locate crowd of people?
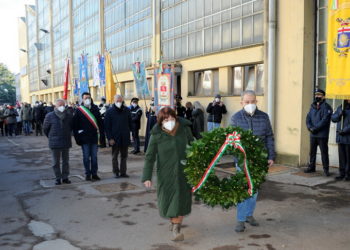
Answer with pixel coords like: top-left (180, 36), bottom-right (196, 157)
top-left (6, 88), bottom-right (349, 241)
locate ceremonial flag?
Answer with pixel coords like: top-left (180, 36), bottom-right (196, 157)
top-left (63, 57), bottom-right (70, 100)
top-left (99, 56), bottom-right (106, 87)
top-left (73, 78), bottom-right (79, 96)
top-left (326, 0), bottom-right (350, 99)
top-left (132, 61), bottom-right (151, 99)
top-left (93, 55), bottom-right (100, 87)
top-left (154, 62), bottom-right (174, 112)
top-left (79, 54), bottom-right (89, 95)
top-left (105, 52), bottom-right (116, 104)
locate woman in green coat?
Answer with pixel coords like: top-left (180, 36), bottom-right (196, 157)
top-left (142, 107), bottom-right (193, 241)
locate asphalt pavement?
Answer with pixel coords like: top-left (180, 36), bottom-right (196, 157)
top-left (0, 135), bottom-right (350, 250)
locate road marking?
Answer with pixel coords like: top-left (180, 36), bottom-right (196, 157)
top-left (7, 138), bottom-right (20, 146)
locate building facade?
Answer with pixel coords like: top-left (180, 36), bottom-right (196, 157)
top-left (19, 0), bottom-right (336, 167)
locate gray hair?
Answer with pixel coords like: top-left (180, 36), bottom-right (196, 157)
top-left (193, 101), bottom-right (204, 112)
top-left (55, 98), bottom-right (66, 106)
top-left (241, 90), bottom-right (256, 100)
top-left (114, 94), bottom-right (123, 101)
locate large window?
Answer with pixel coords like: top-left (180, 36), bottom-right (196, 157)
top-left (231, 63), bottom-right (264, 96)
top-left (161, 0), bottom-right (264, 61)
top-left (123, 81), bottom-right (135, 99)
top-left (192, 69), bottom-right (219, 96)
top-left (104, 0), bottom-right (152, 73)
top-left (27, 6), bottom-right (38, 92)
top-left (316, 0), bottom-right (327, 91)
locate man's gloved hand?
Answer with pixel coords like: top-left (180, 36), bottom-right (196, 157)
top-left (309, 128), bottom-right (317, 134)
top-left (339, 130), bottom-right (346, 136)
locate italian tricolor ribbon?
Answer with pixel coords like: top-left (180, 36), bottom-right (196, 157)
top-left (192, 132), bottom-right (254, 196)
top-left (78, 106), bottom-right (100, 137)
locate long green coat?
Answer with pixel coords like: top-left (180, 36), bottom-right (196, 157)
top-left (142, 118), bottom-right (193, 218)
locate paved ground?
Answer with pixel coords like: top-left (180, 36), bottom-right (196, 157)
top-left (0, 135), bottom-right (350, 250)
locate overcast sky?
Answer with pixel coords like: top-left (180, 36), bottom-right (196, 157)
top-left (0, 0), bottom-right (35, 74)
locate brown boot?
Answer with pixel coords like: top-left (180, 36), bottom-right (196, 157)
top-left (171, 223), bottom-right (184, 241)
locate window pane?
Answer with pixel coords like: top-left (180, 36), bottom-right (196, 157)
top-left (204, 28), bottom-right (212, 53)
top-left (221, 0), bottom-right (231, 9)
top-left (253, 0), bottom-right (264, 12)
top-left (212, 25), bottom-right (221, 51)
top-left (222, 22), bottom-right (231, 49)
top-left (256, 64), bottom-right (264, 95)
top-left (181, 36), bottom-right (188, 57)
top-left (244, 65), bottom-right (255, 91)
top-left (232, 0), bottom-right (241, 7)
top-left (253, 13), bottom-right (263, 43)
top-left (232, 67), bottom-right (243, 95)
top-left (189, 33), bottom-right (196, 56)
top-left (243, 3), bottom-right (252, 15)
top-left (204, 0), bottom-right (212, 15)
top-left (231, 20), bottom-right (241, 47)
top-left (174, 37), bottom-right (181, 59)
top-left (196, 31), bottom-right (203, 54)
top-left (242, 16), bottom-right (253, 45)
top-left (318, 43), bottom-right (327, 76)
top-left (182, 1), bottom-right (188, 24)
top-left (124, 81), bottom-right (135, 99)
top-left (318, 8), bottom-right (327, 42)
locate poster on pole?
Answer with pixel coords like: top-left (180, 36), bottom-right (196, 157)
top-left (132, 61), bottom-right (151, 99)
top-left (153, 62), bottom-right (174, 112)
top-left (93, 55), bottom-right (106, 87)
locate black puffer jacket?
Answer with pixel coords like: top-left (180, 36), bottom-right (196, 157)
top-left (332, 103), bottom-right (350, 144)
top-left (306, 100), bottom-right (333, 138)
top-left (43, 110), bottom-right (73, 149)
top-left (104, 104), bottom-right (132, 147)
top-left (206, 102), bottom-right (227, 123)
top-left (72, 104), bottom-right (103, 145)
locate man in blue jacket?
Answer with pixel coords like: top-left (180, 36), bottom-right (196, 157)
top-left (231, 90), bottom-right (275, 233)
top-left (305, 89), bottom-right (333, 176)
top-left (105, 95), bottom-right (132, 178)
top-left (72, 92), bottom-right (103, 181)
top-left (331, 100), bottom-right (350, 181)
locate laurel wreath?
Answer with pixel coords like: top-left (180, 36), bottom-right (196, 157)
top-left (183, 127), bottom-right (269, 209)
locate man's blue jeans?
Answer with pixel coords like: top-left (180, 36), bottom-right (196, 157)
top-left (236, 164), bottom-right (258, 222)
top-left (23, 120), bottom-right (31, 135)
top-left (81, 144), bottom-right (98, 176)
top-left (207, 122), bottom-right (220, 131)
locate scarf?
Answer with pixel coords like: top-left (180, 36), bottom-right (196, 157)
top-left (54, 108), bottom-right (66, 127)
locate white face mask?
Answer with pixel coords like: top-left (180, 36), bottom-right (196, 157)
top-left (83, 98), bottom-right (91, 107)
top-left (132, 103), bottom-right (137, 108)
top-left (115, 102), bottom-right (122, 108)
top-left (215, 98), bottom-right (220, 103)
top-left (163, 120), bottom-right (176, 131)
top-left (244, 104), bottom-right (257, 115)
top-left (57, 106), bottom-right (65, 112)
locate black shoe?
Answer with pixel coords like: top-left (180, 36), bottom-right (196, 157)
top-left (85, 175), bottom-right (92, 181)
top-left (55, 179), bottom-right (61, 185)
top-left (120, 174), bottom-right (129, 178)
top-left (99, 145), bottom-right (106, 148)
top-left (335, 175), bottom-right (345, 181)
top-left (62, 179), bottom-right (71, 184)
top-left (92, 175), bottom-right (101, 181)
top-left (133, 150), bottom-right (141, 154)
top-left (323, 170), bottom-right (330, 177)
top-left (345, 176), bottom-right (350, 181)
top-left (114, 174), bottom-right (120, 178)
top-left (304, 168), bottom-right (316, 173)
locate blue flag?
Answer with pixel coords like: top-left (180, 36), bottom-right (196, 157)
top-left (132, 61), bottom-right (150, 99)
top-left (79, 54), bottom-right (89, 94)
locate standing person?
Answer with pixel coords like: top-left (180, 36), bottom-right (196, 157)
top-left (44, 102), bottom-right (54, 117)
top-left (21, 103), bottom-right (32, 136)
top-left (43, 99), bottom-right (73, 185)
top-left (0, 105), bottom-right (5, 136)
top-left (105, 95), bottom-right (132, 178)
top-left (206, 94), bottom-right (227, 131)
top-left (98, 97), bottom-right (108, 148)
top-left (72, 92), bottom-right (103, 181)
top-left (4, 105), bottom-right (18, 137)
top-left (15, 105), bottom-right (22, 135)
top-left (142, 107), bottom-right (193, 241)
top-left (175, 95), bottom-right (186, 118)
top-left (230, 90), bottom-right (275, 233)
top-left (129, 97), bottom-right (142, 154)
top-left (192, 101), bottom-right (205, 139)
top-left (331, 100), bottom-right (350, 181)
top-left (144, 99), bottom-right (157, 153)
top-left (33, 101), bottom-right (45, 136)
top-left (184, 102), bottom-right (193, 122)
top-left (305, 89), bottom-right (333, 175)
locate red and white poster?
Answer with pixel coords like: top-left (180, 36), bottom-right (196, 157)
top-left (157, 73), bottom-right (171, 107)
